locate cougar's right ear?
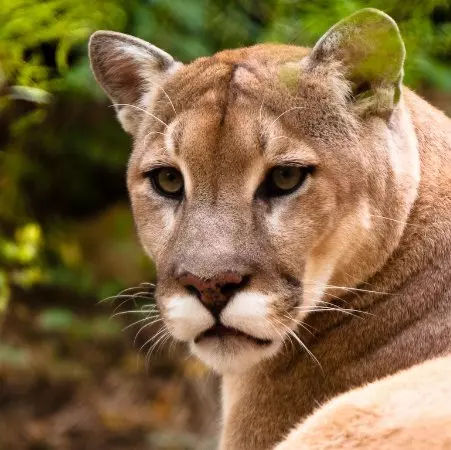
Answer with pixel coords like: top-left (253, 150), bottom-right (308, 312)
top-left (306, 9), bottom-right (405, 117)
top-left (89, 31), bottom-right (181, 134)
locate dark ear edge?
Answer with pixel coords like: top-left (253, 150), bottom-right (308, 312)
top-left (88, 31), bottom-right (179, 133)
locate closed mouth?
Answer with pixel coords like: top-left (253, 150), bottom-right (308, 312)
top-left (195, 323), bottom-right (272, 346)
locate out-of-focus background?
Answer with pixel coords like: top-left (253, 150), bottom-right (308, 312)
top-left (1, 1), bottom-right (450, 449)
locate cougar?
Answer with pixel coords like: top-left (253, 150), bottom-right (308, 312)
top-left (89, 8), bottom-right (451, 449)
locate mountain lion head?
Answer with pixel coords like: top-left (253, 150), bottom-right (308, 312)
top-left (89, 9), bottom-right (419, 373)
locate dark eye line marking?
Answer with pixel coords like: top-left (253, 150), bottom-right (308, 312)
top-left (147, 167), bottom-right (184, 200)
top-left (142, 162), bottom-right (179, 177)
top-left (256, 164), bottom-right (315, 200)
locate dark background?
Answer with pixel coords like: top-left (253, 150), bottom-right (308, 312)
top-left (1, 1), bottom-right (451, 449)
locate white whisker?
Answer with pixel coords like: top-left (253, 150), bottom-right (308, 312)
top-left (266, 106), bottom-right (305, 133)
top-left (99, 290), bottom-right (153, 305)
top-left (139, 325), bottom-right (167, 353)
top-left (283, 313), bottom-right (315, 337)
top-left (146, 329), bottom-right (170, 366)
top-left (268, 321), bottom-right (289, 353)
top-left (317, 299), bottom-right (374, 316)
top-left (143, 131), bottom-right (167, 147)
top-left (303, 279), bottom-right (393, 296)
top-left (110, 307), bottom-right (157, 319)
top-left (147, 78), bottom-right (177, 115)
top-left (296, 305), bottom-right (365, 319)
top-left (111, 296), bottom-right (155, 316)
top-left (274, 318), bottom-right (323, 373)
top-left (121, 314), bottom-right (160, 332)
top-left (134, 318), bottom-right (163, 345)
top-left (111, 103), bottom-right (169, 128)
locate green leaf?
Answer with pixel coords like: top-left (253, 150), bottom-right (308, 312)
top-left (0, 271), bottom-right (10, 313)
top-left (37, 308), bottom-right (75, 331)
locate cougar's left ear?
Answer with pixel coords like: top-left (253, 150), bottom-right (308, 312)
top-left (307, 8), bottom-right (405, 116)
top-left (89, 31), bottom-right (181, 134)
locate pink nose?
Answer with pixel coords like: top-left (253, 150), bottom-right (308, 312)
top-left (178, 272), bottom-right (249, 316)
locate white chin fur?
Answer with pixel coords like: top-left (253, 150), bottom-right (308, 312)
top-left (190, 339), bottom-right (281, 374)
top-left (165, 291), bottom-right (284, 373)
top-left (194, 291), bottom-right (283, 373)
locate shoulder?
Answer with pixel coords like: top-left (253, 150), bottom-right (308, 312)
top-left (274, 355), bottom-right (451, 450)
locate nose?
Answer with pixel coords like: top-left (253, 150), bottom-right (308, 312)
top-left (178, 272), bottom-right (249, 317)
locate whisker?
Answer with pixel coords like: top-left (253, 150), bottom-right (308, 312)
top-left (143, 131), bottom-right (167, 147)
top-left (273, 318), bottom-right (323, 373)
top-left (369, 214), bottom-right (451, 230)
top-left (333, 269), bottom-right (381, 290)
top-left (369, 213), bottom-right (416, 227)
top-left (283, 313), bottom-right (315, 337)
top-left (268, 321), bottom-right (289, 353)
top-left (168, 337), bottom-right (178, 357)
top-left (147, 79), bottom-right (177, 115)
top-left (266, 106), bottom-right (305, 133)
top-left (318, 292), bottom-right (354, 306)
top-left (121, 314), bottom-right (160, 332)
top-left (156, 333), bottom-right (172, 356)
top-left (139, 282), bottom-right (156, 287)
top-left (99, 289), bottom-right (152, 304)
top-left (296, 305), bottom-right (365, 319)
top-left (134, 318), bottom-right (163, 346)
top-left (317, 299), bottom-right (374, 316)
top-left (289, 329), bottom-right (323, 374)
top-left (318, 296), bottom-right (375, 317)
top-left (111, 103), bottom-right (169, 128)
top-left (283, 329), bottom-right (296, 354)
top-left (110, 307), bottom-right (157, 319)
top-left (111, 296), bottom-right (155, 316)
top-left (303, 280), bottom-right (393, 296)
top-left (145, 329), bottom-right (170, 366)
top-left (324, 285), bottom-right (393, 296)
top-left (139, 326), bottom-right (167, 353)
top-left (101, 291), bottom-right (154, 307)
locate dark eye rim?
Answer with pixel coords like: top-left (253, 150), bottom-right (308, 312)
top-left (146, 166), bottom-right (184, 200)
top-left (258, 165), bottom-right (315, 198)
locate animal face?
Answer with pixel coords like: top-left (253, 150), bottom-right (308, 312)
top-left (89, 9), bottom-right (420, 373)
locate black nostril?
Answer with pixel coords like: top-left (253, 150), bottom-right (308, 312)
top-left (186, 284), bottom-right (201, 300)
top-left (219, 275), bottom-right (250, 297)
top-left (178, 272), bottom-right (251, 314)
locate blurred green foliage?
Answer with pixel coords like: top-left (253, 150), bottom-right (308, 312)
top-left (0, 223), bottom-right (43, 311)
top-left (1, 0), bottom-right (451, 311)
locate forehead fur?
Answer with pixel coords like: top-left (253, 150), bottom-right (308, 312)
top-left (139, 43), bottom-right (359, 151)
top-left (166, 44), bottom-right (311, 107)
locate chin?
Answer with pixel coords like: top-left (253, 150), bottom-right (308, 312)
top-left (190, 335), bottom-right (282, 374)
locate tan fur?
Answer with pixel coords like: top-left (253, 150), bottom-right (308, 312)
top-left (274, 355), bottom-right (451, 450)
top-left (89, 8), bottom-right (451, 450)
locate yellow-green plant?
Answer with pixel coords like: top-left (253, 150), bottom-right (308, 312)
top-left (0, 223), bottom-right (43, 312)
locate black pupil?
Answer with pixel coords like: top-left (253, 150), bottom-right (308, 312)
top-left (163, 170), bottom-right (178, 184)
top-left (279, 167), bottom-right (295, 179)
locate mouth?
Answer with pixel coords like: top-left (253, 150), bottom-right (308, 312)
top-left (195, 323), bottom-right (273, 346)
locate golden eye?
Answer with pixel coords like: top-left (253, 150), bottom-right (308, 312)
top-left (271, 166), bottom-right (303, 190)
top-left (264, 165), bottom-right (314, 197)
top-left (149, 167), bottom-right (184, 198)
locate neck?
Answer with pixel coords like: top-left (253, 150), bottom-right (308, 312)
top-left (220, 89), bottom-right (451, 450)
